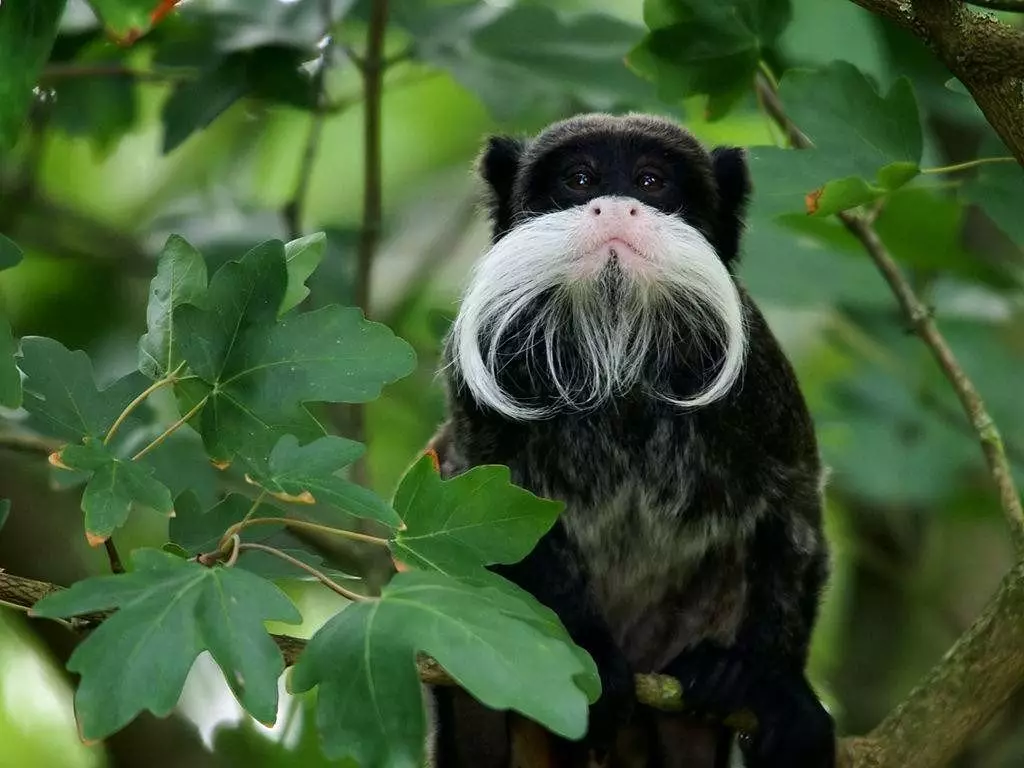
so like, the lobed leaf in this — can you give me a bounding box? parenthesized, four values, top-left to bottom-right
(390, 456, 563, 575)
(280, 232, 326, 316)
(18, 337, 149, 441)
(139, 234, 208, 379)
(748, 61, 923, 217)
(290, 570, 594, 767)
(60, 439, 174, 543)
(0, 1, 67, 150)
(32, 548, 301, 740)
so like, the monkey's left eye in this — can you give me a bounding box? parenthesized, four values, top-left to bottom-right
(637, 170, 666, 191)
(565, 169, 596, 190)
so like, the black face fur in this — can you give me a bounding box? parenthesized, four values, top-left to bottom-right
(478, 113, 751, 265)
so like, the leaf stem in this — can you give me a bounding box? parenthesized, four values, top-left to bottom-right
(222, 516, 390, 548)
(131, 395, 208, 462)
(105, 363, 185, 445)
(755, 71, 1024, 555)
(104, 539, 125, 574)
(236, 542, 368, 601)
(920, 156, 1016, 174)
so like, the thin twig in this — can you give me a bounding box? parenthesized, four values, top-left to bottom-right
(236, 542, 367, 601)
(755, 71, 1024, 555)
(104, 364, 183, 444)
(221, 516, 390, 548)
(130, 396, 207, 461)
(40, 64, 186, 82)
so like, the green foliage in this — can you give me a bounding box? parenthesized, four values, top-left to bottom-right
(0, 1, 67, 149)
(290, 570, 597, 767)
(0, 316, 19, 409)
(281, 232, 327, 315)
(391, 456, 564, 574)
(0, 500, 9, 534)
(0, 233, 23, 269)
(630, 0, 791, 116)
(748, 62, 922, 217)
(86, 0, 172, 40)
(32, 548, 301, 740)
(965, 160, 1024, 247)
(59, 438, 174, 543)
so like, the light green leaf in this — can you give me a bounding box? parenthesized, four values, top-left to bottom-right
(390, 456, 563, 575)
(748, 62, 923, 217)
(629, 0, 790, 116)
(87, 0, 174, 42)
(32, 549, 301, 739)
(60, 439, 174, 543)
(0, 1, 67, 149)
(0, 315, 20, 409)
(281, 232, 326, 316)
(139, 234, 208, 379)
(18, 337, 149, 441)
(173, 240, 416, 462)
(290, 570, 593, 766)
(249, 435, 399, 527)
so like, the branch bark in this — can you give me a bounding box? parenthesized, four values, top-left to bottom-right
(847, 0, 1024, 165)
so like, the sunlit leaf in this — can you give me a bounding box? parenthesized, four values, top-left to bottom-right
(290, 570, 594, 766)
(32, 548, 301, 739)
(59, 439, 174, 543)
(390, 455, 563, 574)
(0, 0, 66, 149)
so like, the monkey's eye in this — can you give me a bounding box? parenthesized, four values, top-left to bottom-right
(637, 170, 666, 191)
(565, 168, 597, 190)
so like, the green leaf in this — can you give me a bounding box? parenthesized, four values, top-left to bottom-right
(18, 337, 149, 441)
(139, 234, 208, 379)
(965, 160, 1024, 248)
(32, 549, 301, 739)
(0, 314, 20, 409)
(50, 43, 137, 152)
(173, 240, 416, 462)
(0, 499, 10, 534)
(390, 456, 563, 575)
(60, 439, 174, 543)
(87, 0, 174, 42)
(169, 492, 276, 555)
(280, 232, 326, 316)
(249, 435, 399, 527)
(290, 570, 593, 766)
(748, 62, 923, 217)
(0, 1, 67, 149)
(629, 0, 791, 113)
(0, 233, 23, 269)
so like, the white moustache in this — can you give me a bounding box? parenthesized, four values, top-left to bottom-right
(447, 198, 748, 420)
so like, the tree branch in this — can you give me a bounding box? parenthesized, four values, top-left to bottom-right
(847, 0, 1024, 165)
(966, 0, 1024, 11)
(756, 73, 1024, 554)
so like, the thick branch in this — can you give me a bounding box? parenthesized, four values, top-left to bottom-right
(756, 73, 1024, 554)
(847, 0, 1024, 165)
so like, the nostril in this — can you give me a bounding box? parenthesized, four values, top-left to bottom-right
(629, 207, 638, 216)
(592, 206, 602, 216)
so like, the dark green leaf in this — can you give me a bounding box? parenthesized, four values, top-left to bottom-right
(965, 160, 1024, 248)
(50, 44, 137, 152)
(290, 570, 594, 766)
(139, 234, 208, 379)
(170, 492, 271, 555)
(32, 548, 301, 739)
(0, 499, 10, 534)
(250, 435, 399, 527)
(390, 456, 563, 574)
(0, 233, 23, 269)
(0, 0, 67, 149)
(281, 232, 326, 315)
(748, 62, 922, 217)
(18, 337, 149, 441)
(629, 0, 790, 112)
(174, 240, 415, 462)
(0, 315, 20, 409)
(60, 439, 174, 543)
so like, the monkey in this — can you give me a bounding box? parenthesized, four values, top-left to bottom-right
(424, 113, 835, 768)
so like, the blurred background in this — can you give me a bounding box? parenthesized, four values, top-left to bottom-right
(1, 0, 1023, 765)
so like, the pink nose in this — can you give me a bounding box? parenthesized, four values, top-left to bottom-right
(587, 197, 639, 219)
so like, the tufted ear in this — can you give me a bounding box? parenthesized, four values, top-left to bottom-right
(476, 135, 525, 240)
(710, 146, 752, 266)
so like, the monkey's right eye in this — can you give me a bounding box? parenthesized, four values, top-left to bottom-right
(565, 169, 596, 190)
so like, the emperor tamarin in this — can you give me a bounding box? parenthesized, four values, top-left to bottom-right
(425, 113, 834, 768)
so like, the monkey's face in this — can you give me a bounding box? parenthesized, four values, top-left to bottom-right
(449, 114, 751, 421)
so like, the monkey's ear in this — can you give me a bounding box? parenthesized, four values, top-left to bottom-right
(710, 146, 751, 265)
(477, 135, 525, 239)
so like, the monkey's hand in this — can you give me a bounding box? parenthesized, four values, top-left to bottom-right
(665, 641, 835, 768)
